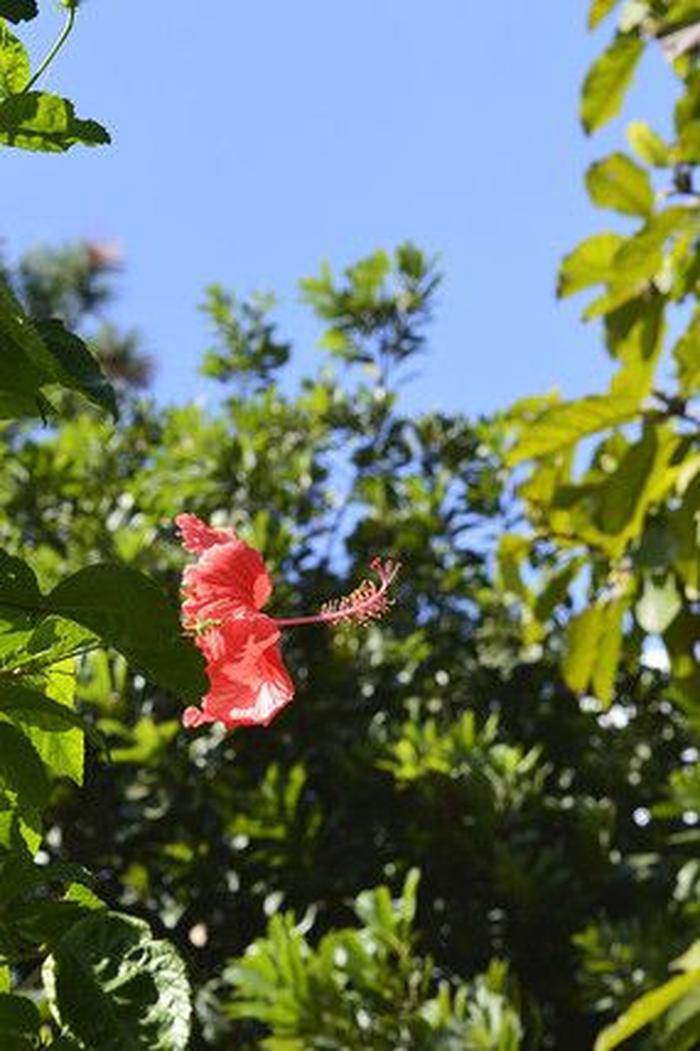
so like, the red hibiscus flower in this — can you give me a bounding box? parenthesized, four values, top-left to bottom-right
(175, 513, 399, 731)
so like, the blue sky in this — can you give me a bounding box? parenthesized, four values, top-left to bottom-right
(5, 2, 678, 417)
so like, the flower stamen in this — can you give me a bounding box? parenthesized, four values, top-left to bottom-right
(274, 558, 401, 629)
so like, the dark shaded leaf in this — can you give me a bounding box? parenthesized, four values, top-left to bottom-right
(47, 565, 207, 702)
(43, 912, 191, 1051)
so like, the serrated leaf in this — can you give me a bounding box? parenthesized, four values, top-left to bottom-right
(0, 21, 29, 97)
(557, 233, 624, 298)
(586, 152, 654, 216)
(595, 969, 700, 1051)
(43, 912, 192, 1051)
(581, 34, 644, 134)
(0, 1, 37, 23)
(0, 92, 109, 152)
(47, 565, 207, 702)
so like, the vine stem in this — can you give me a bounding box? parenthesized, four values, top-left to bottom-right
(23, 4, 77, 93)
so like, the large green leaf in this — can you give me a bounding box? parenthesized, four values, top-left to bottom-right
(0, 20, 29, 97)
(0, 280, 118, 422)
(595, 970, 700, 1051)
(0, 92, 109, 152)
(507, 393, 638, 464)
(0, 1, 37, 23)
(581, 34, 644, 134)
(34, 320, 119, 420)
(47, 565, 207, 701)
(43, 912, 192, 1051)
(586, 153, 654, 216)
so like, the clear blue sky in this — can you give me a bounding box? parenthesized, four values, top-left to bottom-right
(4, 2, 677, 417)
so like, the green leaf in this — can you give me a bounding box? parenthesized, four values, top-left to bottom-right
(557, 233, 624, 298)
(34, 320, 119, 420)
(581, 35, 644, 134)
(0, 994, 40, 1038)
(47, 565, 207, 702)
(16, 614, 97, 671)
(673, 309, 700, 396)
(588, 0, 621, 29)
(670, 470, 700, 590)
(593, 598, 627, 704)
(610, 207, 695, 287)
(0, 721, 49, 810)
(595, 970, 700, 1051)
(0, 1, 37, 23)
(563, 597, 627, 705)
(586, 152, 654, 216)
(0, 21, 29, 97)
(0, 548, 41, 609)
(627, 120, 672, 166)
(0, 681, 84, 785)
(563, 607, 603, 694)
(0, 92, 110, 152)
(507, 393, 639, 465)
(593, 425, 667, 536)
(43, 912, 192, 1051)
(636, 573, 683, 633)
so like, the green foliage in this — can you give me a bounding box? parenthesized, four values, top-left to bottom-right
(504, 2, 700, 1045)
(0, 92, 109, 152)
(581, 35, 644, 134)
(43, 912, 192, 1050)
(225, 871, 523, 1050)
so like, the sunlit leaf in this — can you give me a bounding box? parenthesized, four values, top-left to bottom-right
(0, 92, 109, 152)
(586, 153, 654, 216)
(581, 35, 644, 134)
(595, 969, 700, 1051)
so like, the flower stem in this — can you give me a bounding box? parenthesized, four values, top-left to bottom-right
(23, 4, 77, 93)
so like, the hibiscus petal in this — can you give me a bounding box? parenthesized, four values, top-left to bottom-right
(175, 513, 236, 554)
(180, 537, 273, 625)
(192, 621, 295, 729)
